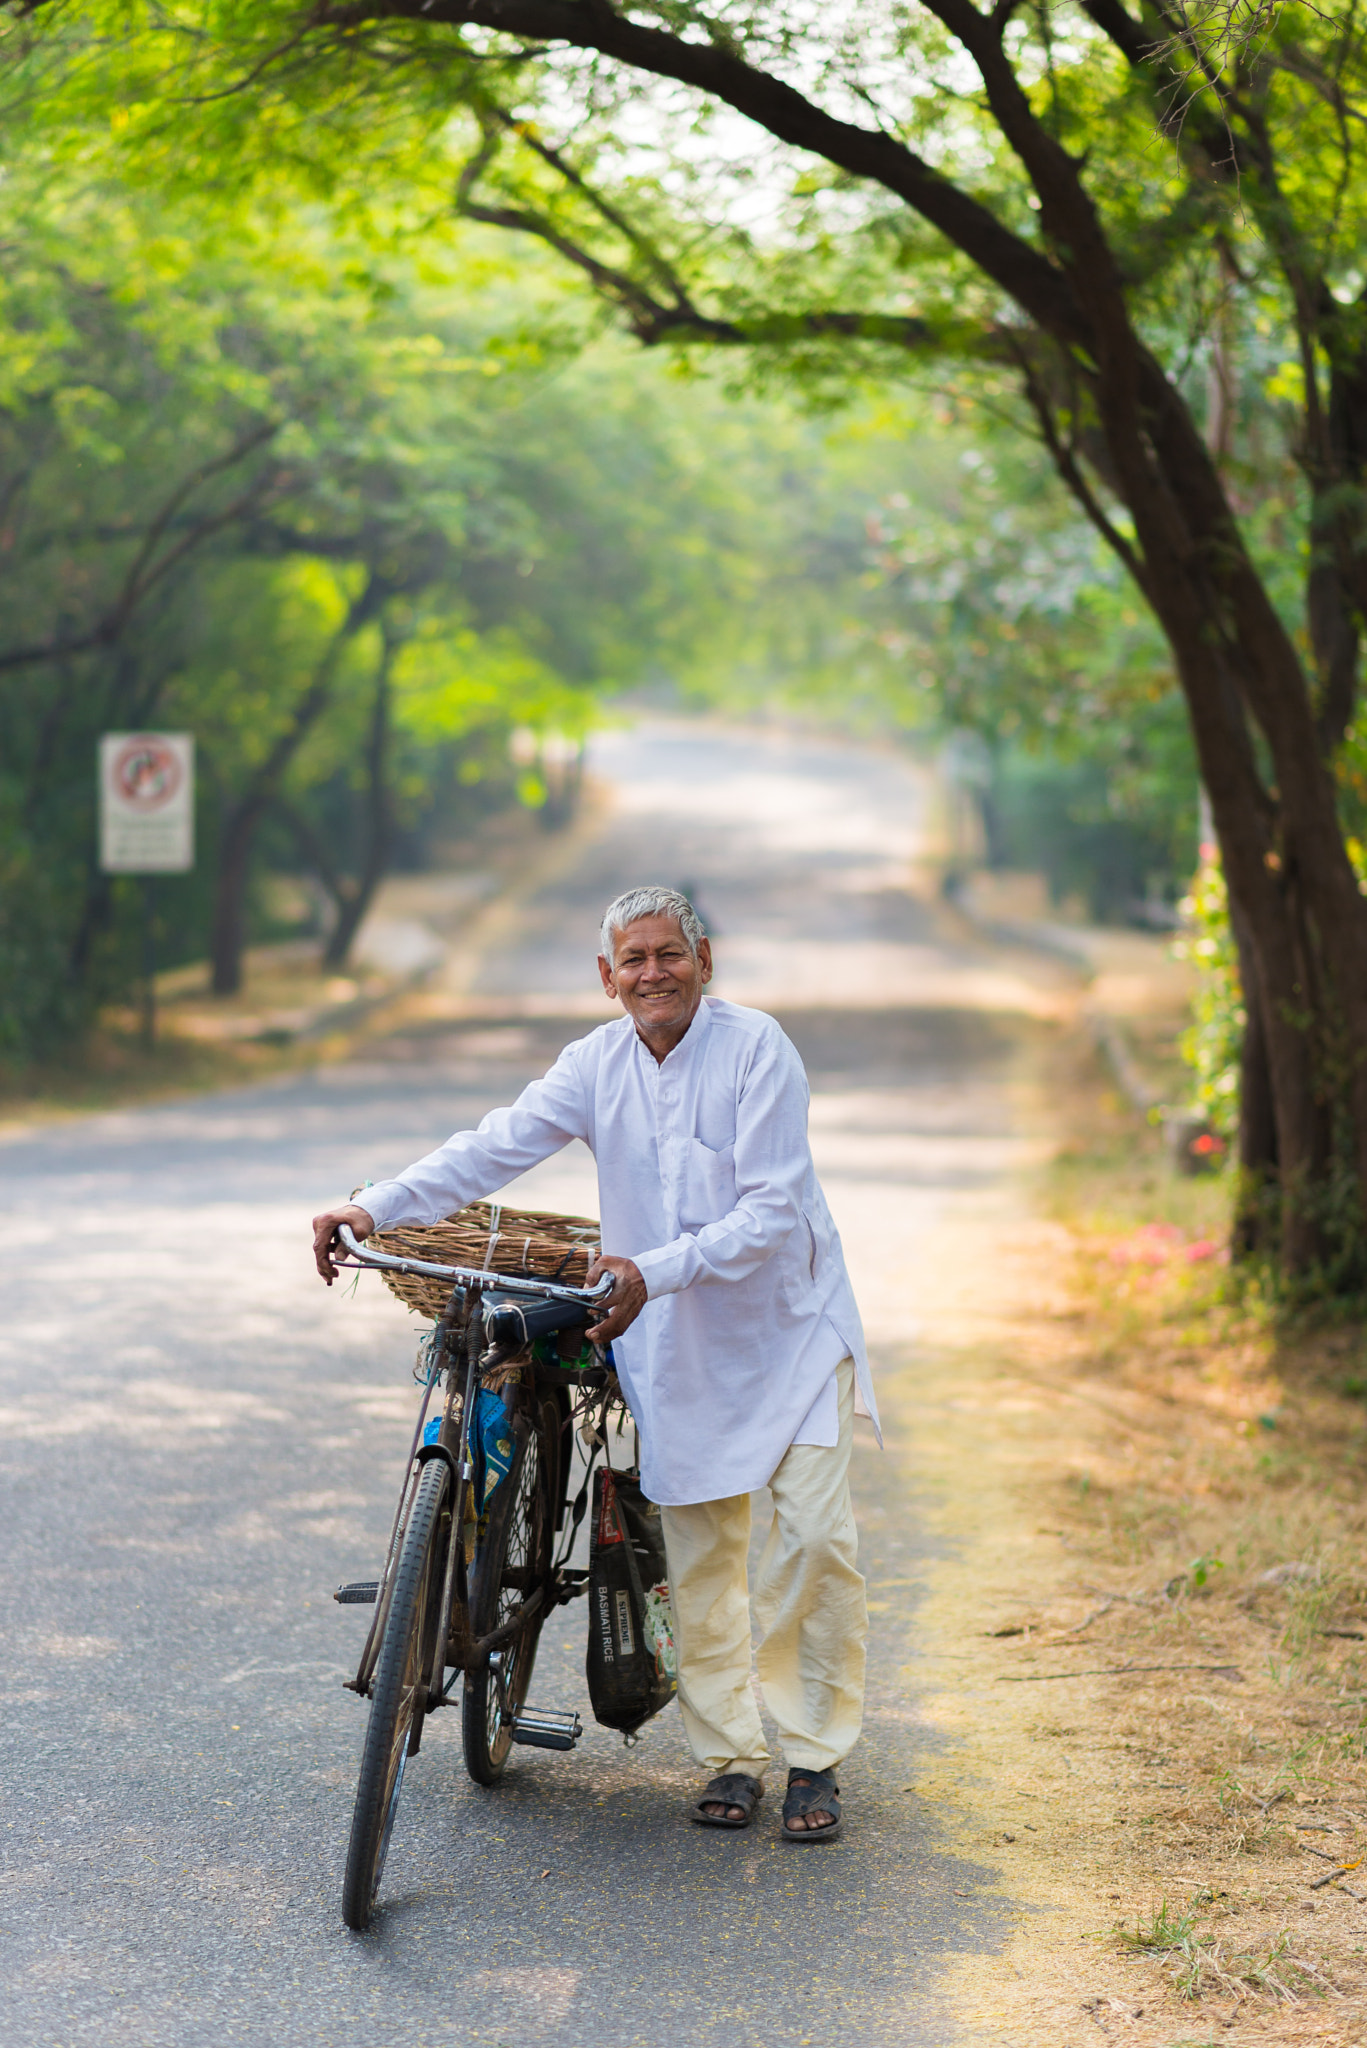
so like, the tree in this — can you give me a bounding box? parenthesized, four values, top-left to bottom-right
(0, 89, 919, 1054)
(0, 144, 610, 1028)
(84, 0, 1367, 1285)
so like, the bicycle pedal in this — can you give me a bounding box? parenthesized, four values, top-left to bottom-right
(508, 1707, 583, 1751)
(334, 1581, 380, 1605)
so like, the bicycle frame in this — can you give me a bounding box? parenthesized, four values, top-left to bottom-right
(336, 1225, 614, 1706)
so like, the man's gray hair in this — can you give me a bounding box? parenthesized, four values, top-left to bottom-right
(600, 885, 706, 965)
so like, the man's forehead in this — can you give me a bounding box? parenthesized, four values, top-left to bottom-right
(613, 913, 688, 949)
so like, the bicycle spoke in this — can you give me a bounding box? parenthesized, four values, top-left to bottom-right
(462, 1396, 556, 1784)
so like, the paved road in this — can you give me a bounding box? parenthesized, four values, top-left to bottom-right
(0, 721, 1053, 2047)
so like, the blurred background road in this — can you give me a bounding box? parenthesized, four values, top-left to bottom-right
(0, 719, 1067, 2048)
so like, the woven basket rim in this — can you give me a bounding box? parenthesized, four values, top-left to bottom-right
(366, 1200, 600, 1320)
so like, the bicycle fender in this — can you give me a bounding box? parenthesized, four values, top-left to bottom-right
(416, 1442, 459, 1489)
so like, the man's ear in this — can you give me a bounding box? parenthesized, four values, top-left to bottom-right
(597, 952, 618, 1000)
(698, 935, 714, 985)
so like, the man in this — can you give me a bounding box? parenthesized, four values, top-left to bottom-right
(312, 885, 879, 1841)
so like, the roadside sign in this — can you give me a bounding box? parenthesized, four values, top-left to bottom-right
(99, 733, 194, 874)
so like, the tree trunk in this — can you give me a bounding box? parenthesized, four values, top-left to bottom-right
(210, 797, 264, 997)
(207, 579, 383, 996)
(323, 631, 395, 969)
(272, 798, 355, 945)
(1229, 901, 1278, 1257)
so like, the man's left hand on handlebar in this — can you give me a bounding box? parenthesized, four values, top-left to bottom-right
(313, 1204, 377, 1285)
(584, 1254, 647, 1344)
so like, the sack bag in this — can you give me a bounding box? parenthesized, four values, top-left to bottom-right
(585, 1465, 678, 1734)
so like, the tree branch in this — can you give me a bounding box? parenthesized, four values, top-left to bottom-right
(483, 106, 693, 305)
(0, 420, 283, 672)
(273, 795, 355, 913)
(318, 0, 1095, 352)
(455, 115, 949, 353)
(1006, 334, 1153, 596)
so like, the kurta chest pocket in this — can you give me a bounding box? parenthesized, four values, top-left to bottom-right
(677, 1138, 737, 1228)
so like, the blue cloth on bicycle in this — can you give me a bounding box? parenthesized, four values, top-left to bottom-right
(472, 1387, 515, 1509)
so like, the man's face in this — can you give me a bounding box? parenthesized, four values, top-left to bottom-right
(598, 914, 713, 1050)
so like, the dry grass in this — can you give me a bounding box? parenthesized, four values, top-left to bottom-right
(900, 1027, 1367, 2045)
(0, 1017, 309, 1126)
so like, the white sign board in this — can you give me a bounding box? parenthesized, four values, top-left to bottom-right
(99, 733, 195, 874)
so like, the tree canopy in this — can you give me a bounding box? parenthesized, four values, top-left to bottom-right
(0, 72, 981, 1052)
(11, 0, 1367, 1293)
(57, 0, 1356, 1287)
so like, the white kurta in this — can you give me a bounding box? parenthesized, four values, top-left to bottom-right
(358, 997, 881, 1506)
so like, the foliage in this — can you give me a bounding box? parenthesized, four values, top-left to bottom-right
(1176, 854, 1244, 1139)
(852, 418, 1200, 914)
(0, 85, 949, 1054)
(13, 0, 1367, 1305)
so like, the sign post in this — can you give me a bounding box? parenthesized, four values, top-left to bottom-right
(98, 734, 195, 1050)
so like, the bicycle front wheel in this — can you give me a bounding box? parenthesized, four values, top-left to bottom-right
(342, 1456, 451, 1931)
(461, 1392, 558, 1786)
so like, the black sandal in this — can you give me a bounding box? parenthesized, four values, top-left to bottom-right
(782, 1767, 842, 1842)
(689, 1772, 764, 1829)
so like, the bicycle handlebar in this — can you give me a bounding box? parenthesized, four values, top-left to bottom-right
(337, 1224, 615, 1306)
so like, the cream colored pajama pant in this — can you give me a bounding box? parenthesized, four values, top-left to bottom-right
(658, 1356, 866, 1779)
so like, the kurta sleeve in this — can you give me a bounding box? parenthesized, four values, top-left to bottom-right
(632, 1030, 806, 1297)
(360, 1046, 590, 1230)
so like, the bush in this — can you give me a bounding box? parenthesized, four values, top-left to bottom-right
(1175, 854, 1241, 1140)
(0, 836, 89, 1064)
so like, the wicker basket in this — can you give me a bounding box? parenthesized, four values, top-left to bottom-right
(368, 1201, 600, 1321)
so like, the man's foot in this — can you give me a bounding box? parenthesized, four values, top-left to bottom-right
(689, 1772, 764, 1828)
(781, 1767, 842, 1840)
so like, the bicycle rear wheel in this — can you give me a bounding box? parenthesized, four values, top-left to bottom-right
(461, 1391, 558, 1785)
(342, 1456, 451, 1930)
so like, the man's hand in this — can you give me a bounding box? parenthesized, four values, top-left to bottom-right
(312, 1203, 376, 1285)
(584, 1254, 647, 1345)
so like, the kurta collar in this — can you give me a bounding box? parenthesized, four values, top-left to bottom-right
(632, 991, 714, 1072)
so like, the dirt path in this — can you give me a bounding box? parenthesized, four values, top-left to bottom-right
(888, 1045, 1367, 2047)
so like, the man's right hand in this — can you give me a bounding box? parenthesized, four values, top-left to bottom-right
(584, 1254, 647, 1344)
(312, 1204, 377, 1285)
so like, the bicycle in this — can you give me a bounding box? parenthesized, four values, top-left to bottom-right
(329, 1221, 616, 1932)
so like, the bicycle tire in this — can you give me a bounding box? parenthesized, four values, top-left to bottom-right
(341, 1455, 450, 1930)
(461, 1391, 559, 1785)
